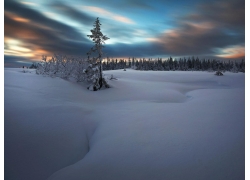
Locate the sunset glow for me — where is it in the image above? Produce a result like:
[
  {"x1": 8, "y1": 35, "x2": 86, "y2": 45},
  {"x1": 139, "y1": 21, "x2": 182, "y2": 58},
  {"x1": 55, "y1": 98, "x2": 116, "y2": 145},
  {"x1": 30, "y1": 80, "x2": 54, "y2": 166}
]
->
[{"x1": 215, "y1": 45, "x2": 245, "y2": 59}]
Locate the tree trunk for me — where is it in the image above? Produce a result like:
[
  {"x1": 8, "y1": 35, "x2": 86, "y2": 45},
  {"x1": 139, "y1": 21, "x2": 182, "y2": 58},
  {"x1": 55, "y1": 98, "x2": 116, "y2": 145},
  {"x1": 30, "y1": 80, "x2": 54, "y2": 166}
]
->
[
  {"x1": 99, "y1": 61, "x2": 103, "y2": 89},
  {"x1": 98, "y1": 52, "x2": 103, "y2": 89},
  {"x1": 97, "y1": 40, "x2": 104, "y2": 90}
]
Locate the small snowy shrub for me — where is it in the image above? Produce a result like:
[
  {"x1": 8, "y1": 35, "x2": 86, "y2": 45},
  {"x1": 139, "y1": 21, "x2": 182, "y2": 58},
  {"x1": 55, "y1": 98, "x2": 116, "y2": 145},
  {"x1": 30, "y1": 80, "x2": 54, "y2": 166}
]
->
[
  {"x1": 21, "y1": 66, "x2": 29, "y2": 73},
  {"x1": 215, "y1": 71, "x2": 223, "y2": 76},
  {"x1": 109, "y1": 74, "x2": 117, "y2": 80}
]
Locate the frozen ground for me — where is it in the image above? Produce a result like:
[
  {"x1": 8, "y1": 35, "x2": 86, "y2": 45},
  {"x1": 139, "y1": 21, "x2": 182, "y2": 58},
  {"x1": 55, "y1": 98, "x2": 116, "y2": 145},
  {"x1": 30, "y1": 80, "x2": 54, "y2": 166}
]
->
[{"x1": 4, "y1": 68, "x2": 244, "y2": 180}]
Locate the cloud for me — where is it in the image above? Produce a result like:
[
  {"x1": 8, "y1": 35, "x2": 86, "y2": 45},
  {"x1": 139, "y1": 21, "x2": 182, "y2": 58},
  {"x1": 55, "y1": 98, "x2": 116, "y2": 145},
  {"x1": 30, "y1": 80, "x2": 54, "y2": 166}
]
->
[
  {"x1": 20, "y1": 1, "x2": 37, "y2": 6},
  {"x1": 4, "y1": 0, "x2": 138, "y2": 62},
  {"x1": 83, "y1": 6, "x2": 135, "y2": 24},
  {"x1": 214, "y1": 45, "x2": 245, "y2": 59},
  {"x1": 4, "y1": 0, "x2": 245, "y2": 67},
  {"x1": 148, "y1": 22, "x2": 243, "y2": 55},
  {"x1": 203, "y1": 0, "x2": 244, "y2": 27},
  {"x1": 4, "y1": 0, "x2": 88, "y2": 41},
  {"x1": 80, "y1": 0, "x2": 154, "y2": 10},
  {"x1": 4, "y1": 0, "x2": 93, "y2": 62},
  {"x1": 50, "y1": 2, "x2": 94, "y2": 25},
  {"x1": 185, "y1": 0, "x2": 244, "y2": 33},
  {"x1": 145, "y1": 0, "x2": 244, "y2": 58},
  {"x1": 4, "y1": 0, "x2": 140, "y2": 65}
]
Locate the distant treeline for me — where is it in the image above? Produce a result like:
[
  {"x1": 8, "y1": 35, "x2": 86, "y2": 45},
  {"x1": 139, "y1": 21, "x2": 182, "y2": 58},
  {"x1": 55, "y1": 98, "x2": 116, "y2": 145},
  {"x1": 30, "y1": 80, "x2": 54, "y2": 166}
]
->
[
  {"x1": 102, "y1": 57, "x2": 245, "y2": 73},
  {"x1": 31, "y1": 56, "x2": 245, "y2": 73}
]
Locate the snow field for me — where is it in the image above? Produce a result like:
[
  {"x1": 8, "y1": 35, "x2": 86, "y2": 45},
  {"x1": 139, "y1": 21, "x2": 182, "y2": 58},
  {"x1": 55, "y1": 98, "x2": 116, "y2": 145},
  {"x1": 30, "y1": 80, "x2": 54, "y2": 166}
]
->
[{"x1": 5, "y1": 68, "x2": 244, "y2": 180}]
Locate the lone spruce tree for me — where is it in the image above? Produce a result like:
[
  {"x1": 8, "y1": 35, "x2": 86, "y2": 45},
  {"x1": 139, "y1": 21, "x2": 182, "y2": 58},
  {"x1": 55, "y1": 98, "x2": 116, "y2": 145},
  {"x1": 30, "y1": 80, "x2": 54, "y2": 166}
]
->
[{"x1": 87, "y1": 17, "x2": 110, "y2": 90}]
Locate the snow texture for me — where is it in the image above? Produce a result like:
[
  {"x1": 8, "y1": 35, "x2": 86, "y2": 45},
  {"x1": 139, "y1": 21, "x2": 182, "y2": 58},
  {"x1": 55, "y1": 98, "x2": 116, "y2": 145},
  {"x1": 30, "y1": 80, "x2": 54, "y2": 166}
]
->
[{"x1": 5, "y1": 68, "x2": 244, "y2": 180}]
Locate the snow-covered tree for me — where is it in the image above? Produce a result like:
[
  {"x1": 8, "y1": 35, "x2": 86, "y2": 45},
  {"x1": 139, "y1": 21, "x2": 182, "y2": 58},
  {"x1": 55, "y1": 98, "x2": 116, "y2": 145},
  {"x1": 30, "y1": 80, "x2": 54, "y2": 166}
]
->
[
  {"x1": 72, "y1": 57, "x2": 88, "y2": 82},
  {"x1": 29, "y1": 63, "x2": 38, "y2": 69},
  {"x1": 231, "y1": 61, "x2": 238, "y2": 73},
  {"x1": 36, "y1": 55, "x2": 51, "y2": 75},
  {"x1": 86, "y1": 17, "x2": 110, "y2": 91}
]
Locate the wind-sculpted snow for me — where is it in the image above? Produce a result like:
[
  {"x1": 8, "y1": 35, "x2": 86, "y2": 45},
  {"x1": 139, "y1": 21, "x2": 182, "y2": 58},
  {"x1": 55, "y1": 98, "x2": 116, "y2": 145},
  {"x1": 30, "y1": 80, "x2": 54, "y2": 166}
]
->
[{"x1": 4, "y1": 68, "x2": 244, "y2": 180}]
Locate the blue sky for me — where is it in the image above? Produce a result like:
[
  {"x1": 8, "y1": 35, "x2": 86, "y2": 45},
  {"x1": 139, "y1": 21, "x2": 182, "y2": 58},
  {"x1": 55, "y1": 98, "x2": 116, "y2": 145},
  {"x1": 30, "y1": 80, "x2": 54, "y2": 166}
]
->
[{"x1": 4, "y1": 0, "x2": 245, "y2": 67}]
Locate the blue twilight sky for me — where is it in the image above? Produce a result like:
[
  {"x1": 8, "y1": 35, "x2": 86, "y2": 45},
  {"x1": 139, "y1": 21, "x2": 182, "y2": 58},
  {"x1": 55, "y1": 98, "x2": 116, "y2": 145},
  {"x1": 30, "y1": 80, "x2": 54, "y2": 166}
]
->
[{"x1": 4, "y1": 0, "x2": 245, "y2": 67}]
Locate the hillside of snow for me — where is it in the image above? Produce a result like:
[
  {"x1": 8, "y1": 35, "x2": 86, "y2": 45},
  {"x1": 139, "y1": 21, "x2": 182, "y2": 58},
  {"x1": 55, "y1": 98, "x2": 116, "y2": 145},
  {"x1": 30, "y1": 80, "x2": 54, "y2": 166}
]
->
[{"x1": 5, "y1": 68, "x2": 244, "y2": 180}]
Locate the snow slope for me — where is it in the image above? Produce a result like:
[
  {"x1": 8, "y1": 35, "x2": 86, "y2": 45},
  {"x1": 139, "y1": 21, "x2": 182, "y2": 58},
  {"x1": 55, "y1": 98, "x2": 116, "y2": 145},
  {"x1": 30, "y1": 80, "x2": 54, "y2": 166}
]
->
[{"x1": 4, "y1": 68, "x2": 244, "y2": 180}]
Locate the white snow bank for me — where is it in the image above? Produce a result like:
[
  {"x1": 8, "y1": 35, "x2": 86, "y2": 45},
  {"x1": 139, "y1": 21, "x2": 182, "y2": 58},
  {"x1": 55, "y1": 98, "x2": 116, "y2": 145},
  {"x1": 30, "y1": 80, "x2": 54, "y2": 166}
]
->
[{"x1": 5, "y1": 68, "x2": 244, "y2": 180}]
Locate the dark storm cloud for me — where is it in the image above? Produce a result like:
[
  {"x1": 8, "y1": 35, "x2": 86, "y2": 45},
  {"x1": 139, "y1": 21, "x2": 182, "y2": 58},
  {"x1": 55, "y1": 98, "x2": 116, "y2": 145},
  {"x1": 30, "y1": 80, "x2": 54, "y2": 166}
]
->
[
  {"x1": 4, "y1": 14, "x2": 91, "y2": 55},
  {"x1": 4, "y1": 0, "x2": 96, "y2": 67},
  {"x1": 50, "y1": 1, "x2": 95, "y2": 25},
  {"x1": 184, "y1": 0, "x2": 245, "y2": 32},
  {"x1": 4, "y1": 0, "x2": 88, "y2": 41},
  {"x1": 153, "y1": 23, "x2": 244, "y2": 56},
  {"x1": 146, "y1": 0, "x2": 245, "y2": 57}
]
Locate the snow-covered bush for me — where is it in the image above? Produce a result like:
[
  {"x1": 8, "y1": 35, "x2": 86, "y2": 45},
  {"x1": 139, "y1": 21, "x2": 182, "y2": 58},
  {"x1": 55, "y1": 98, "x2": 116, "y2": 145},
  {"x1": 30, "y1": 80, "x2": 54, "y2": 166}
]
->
[
  {"x1": 72, "y1": 57, "x2": 87, "y2": 82},
  {"x1": 215, "y1": 71, "x2": 223, "y2": 76},
  {"x1": 36, "y1": 55, "x2": 50, "y2": 75},
  {"x1": 22, "y1": 66, "x2": 30, "y2": 73},
  {"x1": 109, "y1": 74, "x2": 117, "y2": 80},
  {"x1": 36, "y1": 53, "x2": 110, "y2": 91},
  {"x1": 36, "y1": 54, "x2": 87, "y2": 80}
]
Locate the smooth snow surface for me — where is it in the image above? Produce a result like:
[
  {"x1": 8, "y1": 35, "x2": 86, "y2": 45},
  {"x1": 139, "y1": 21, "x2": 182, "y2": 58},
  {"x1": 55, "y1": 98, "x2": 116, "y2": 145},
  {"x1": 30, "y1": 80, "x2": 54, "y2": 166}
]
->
[{"x1": 5, "y1": 68, "x2": 244, "y2": 180}]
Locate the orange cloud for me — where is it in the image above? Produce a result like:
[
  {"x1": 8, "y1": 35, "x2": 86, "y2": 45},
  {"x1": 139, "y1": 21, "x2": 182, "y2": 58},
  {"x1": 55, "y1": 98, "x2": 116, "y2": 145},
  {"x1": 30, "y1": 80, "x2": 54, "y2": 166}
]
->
[
  {"x1": 4, "y1": 37, "x2": 51, "y2": 61},
  {"x1": 5, "y1": 37, "x2": 38, "y2": 56},
  {"x1": 5, "y1": 38, "x2": 33, "y2": 57},
  {"x1": 147, "y1": 22, "x2": 215, "y2": 44},
  {"x1": 113, "y1": 16, "x2": 134, "y2": 24},
  {"x1": 5, "y1": 11, "x2": 30, "y2": 23},
  {"x1": 13, "y1": 17, "x2": 30, "y2": 23},
  {"x1": 5, "y1": 23, "x2": 40, "y2": 40},
  {"x1": 31, "y1": 48, "x2": 52, "y2": 60},
  {"x1": 215, "y1": 45, "x2": 245, "y2": 59},
  {"x1": 4, "y1": 14, "x2": 47, "y2": 41}
]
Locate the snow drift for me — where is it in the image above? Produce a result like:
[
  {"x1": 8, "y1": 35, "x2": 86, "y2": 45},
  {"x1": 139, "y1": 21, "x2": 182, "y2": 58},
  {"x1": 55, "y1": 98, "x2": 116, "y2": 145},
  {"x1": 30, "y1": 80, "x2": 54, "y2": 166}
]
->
[{"x1": 5, "y1": 68, "x2": 244, "y2": 180}]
